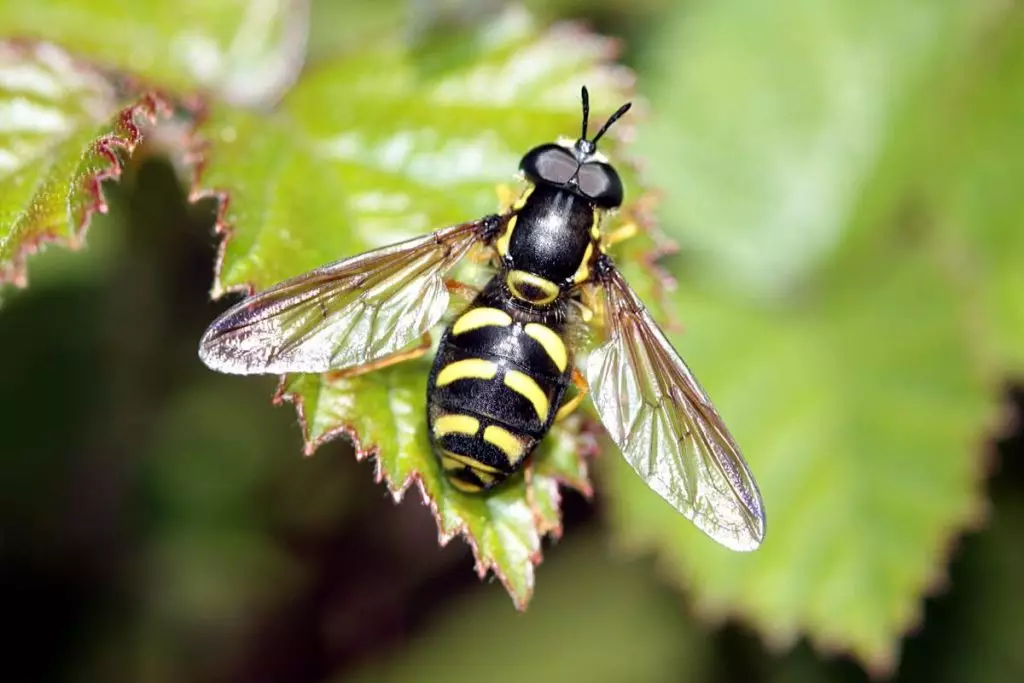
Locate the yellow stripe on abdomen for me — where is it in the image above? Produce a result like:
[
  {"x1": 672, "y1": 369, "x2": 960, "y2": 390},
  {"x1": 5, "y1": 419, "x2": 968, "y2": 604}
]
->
[
  {"x1": 483, "y1": 425, "x2": 526, "y2": 466},
  {"x1": 440, "y1": 449, "x2": 503, "y2": 475},
  {"x1": 503, "y1": 370, "x2": 549, "y2": 422},
  {"x1": 452, "y1": 307, "x2": 512, "y2": 335},
  {"x1": 435, "y1": 359, "x2": 497, "y2": 387},
  {"x1": 449, "y1": 478, "x2": 482, "y2": 493},
  {"x1": 433, "y1": 414, "x2": 480, "y2": 437},
  {"x1": 524, "y1": 323, "x2": 567, "y2": 372}
]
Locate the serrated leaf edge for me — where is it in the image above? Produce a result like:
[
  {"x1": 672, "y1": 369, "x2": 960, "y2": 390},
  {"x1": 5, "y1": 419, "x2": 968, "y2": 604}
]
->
[
  {"x1": 271, "y1": 374, "x2": 595, "y2": 609},
  {"x1": 0, "y1": 41, "x2": 176, "y2": 287}
]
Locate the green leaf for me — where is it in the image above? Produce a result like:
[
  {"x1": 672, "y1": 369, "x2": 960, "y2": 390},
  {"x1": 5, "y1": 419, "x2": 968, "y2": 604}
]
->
[
  {"x1": 635, "y1": 0, "x2": 980, "y2": 299},
  {"x1": 0, "y1": 41, "x2": 171, "y2": 290},
  {"x1": 927, "y1": 10, "x2": 1024, "y2": 375},
  {"x1": 603, "y1": 241, "x2": 995, "y2": 672},
  {"x1": 616, "y1": 0, "x2": 1022, "y2": 672},
  {"x1": 277, "y1": 364, "x2": 595, "y2": 605},
  {"x1": 197, "y1": 8, "x2": 646, "y2": 607},
  {"x1": 0, "y1": 0, "x2": 307, "y2": 105}
]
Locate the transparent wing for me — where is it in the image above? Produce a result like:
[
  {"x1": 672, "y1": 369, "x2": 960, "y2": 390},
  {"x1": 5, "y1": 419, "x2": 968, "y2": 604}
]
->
[
  {"x1": 586, "y1": 269, "x2": 766, "y2": 550},
  {"x1": 199, "y1": 218, "x2": 496, "y2": 375}
]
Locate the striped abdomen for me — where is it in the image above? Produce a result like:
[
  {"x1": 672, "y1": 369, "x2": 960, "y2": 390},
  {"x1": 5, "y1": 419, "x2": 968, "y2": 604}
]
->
[{"x1": 427, "y1": 289, "x2": 572, "y2": 492}]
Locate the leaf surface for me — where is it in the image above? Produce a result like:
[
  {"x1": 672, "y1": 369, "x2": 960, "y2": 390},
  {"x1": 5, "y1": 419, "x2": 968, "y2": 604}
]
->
[
  {"x1": 616, "y1": 0, "x2": 1022, "y2": 671},
  {"x1": 604, "y1": 244, "x2": 995, "y2": 672},
  {"x1": 0, "y1": 41, "x2": 170, "y2": 290},
  {"x1": 636, "y1": 0, "x2": 980, "y2": 299},
  {"x1": 0, "y1": 0, "x2": 307, "y2": 105}
]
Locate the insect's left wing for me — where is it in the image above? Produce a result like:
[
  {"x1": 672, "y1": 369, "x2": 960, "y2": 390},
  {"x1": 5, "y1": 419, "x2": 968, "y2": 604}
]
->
[
  {"x1": 586, "y1": 268, "x2": 766, "y2": 551},
  {"x1": 199, "y1": 217, "x2": 500, "y2": 375}
]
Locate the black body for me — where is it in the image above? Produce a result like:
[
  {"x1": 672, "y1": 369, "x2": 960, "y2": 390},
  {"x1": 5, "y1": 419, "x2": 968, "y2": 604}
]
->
[
  {"x1": 427, "y1": 88, "x2": 632, "y2": 492},
  {"x1": 503, "y1": 184, "x2": 595, "y2": 288},
  {"x1": 426, "y1": 279, "x2": 573, "y2": 491}
]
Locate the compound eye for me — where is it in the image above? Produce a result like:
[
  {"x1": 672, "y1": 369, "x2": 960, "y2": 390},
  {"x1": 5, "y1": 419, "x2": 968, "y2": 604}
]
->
[
  {"x1": 577, "y1": 162, "x2": 624, "y2": 208},
  {"x1": 520, "y1": 144, "x2": 579, "y2": 185}
]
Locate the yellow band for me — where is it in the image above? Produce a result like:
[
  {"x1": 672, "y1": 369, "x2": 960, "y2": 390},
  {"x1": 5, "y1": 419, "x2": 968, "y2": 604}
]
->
[
  {"x1": 436, "y1": 359, "x2": 498, "y2": 387},
  {"x1": 504, "y1": 370, "x2": 549, "y2": 422}
]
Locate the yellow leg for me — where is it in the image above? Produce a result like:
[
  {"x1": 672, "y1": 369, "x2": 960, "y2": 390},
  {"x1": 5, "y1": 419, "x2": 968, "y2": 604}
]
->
[
  {"x1": 327, "y1": 333, "x2": 432, "y2": 380},
  {"x1": 575, "y1": 284, "x2": 604, "y2": 330},
  {"x1": 601, "y1": 220, "x2": 639, "y2": 250},
  {"x1": 569, "y1": 298, "x2": 594, "y2": 323},
  {"x1": 556, "y1": 368, "x2": 589, "y2": 422}
]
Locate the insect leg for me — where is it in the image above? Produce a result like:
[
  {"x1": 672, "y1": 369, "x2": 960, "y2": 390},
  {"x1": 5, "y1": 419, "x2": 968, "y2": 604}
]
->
[
  {"x1": 445, "y1": 279, "x2": 481, "y2": 308},
  {"x1": 555, "y1": 367, "x2": 589, "y2": 422},
  {"x1": 574, "y1": 284, "x2": 604, "y2": 329},
  {"x1": 326, "y1": 333, "x2": 432, "y2": 380},
  {"x1": 601, "y1": 220, "x2": 639, "y2": 249}
]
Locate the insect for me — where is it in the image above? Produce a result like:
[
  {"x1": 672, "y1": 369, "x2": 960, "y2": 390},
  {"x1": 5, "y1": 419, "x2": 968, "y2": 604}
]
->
[{"x1": 198, "y1": 87, "x2": 766, "y2": 551}]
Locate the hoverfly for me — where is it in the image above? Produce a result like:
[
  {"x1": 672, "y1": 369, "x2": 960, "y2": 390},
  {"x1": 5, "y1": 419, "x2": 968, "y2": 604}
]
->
[{"x1": 199, "y1": 87, "x2": 766, "y2": 551}]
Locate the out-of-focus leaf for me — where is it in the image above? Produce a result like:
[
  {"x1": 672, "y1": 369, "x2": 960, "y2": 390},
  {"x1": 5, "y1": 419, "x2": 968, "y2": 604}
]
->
[
  {"x1": 604, "y1": 242, "x2": 994, "y2": 672},
  {"x1": 928, "y1": 9, "x2": 1024, "y2": 375},
  {"x1": 613, "y1": 0, "x2": 1023, "y2": 673},
  {"x1": 343, "y1": 534, "x2": 708, "y2": 683},
  {"x1": 139, "y1": 379, "x2": 308, "y2": 674},
  {"x1": 0, "y1": 0, "x2": 308, "y2": 105},
  {"x1": 0, "y1": 41, "x2": 171, "y2": 291},
  {"x1": 636, "y1": 0, "x2": 980, "y2": 298},
  {"x1": 197, "y1": 7, "x2": 650, "y2": 607}
]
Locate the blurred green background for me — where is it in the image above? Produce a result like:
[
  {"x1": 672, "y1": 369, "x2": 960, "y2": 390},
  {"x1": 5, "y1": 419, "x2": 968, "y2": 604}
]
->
[{"x1": 2, "y1": 1, "x2": 1023, "y2": 682}]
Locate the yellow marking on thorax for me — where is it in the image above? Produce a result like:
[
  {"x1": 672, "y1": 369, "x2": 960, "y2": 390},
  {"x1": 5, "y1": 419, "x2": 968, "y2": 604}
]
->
[
  {"x1": 513, "y1": 185, "x2": 535, "y2": 210},
  {"x1": 524, "y1": 323, "x2": 567, "y2": 372},
  {"x1": 505, "y1": 270, "x2": 559, "y2": 305},
  {"x1": 452, "y1": 307, "x2": 512, "y2": 335},
  {"x1": 495, "y1": 215, "x2": 516, "y2": 257},
  {"x1": 495, "y1": 185, "x2": 535, "y2": 258},
  {"x1": 483, "y1": 425, "x2": 526, "y2": 466},
  {"x1": 504, "y1": 370, "x2": 549, "y2": 421},
  {"x1": 435, "y1": 359, "x2": 498, "y2": 387},
  {"x1": 590, "y1": 207, "x2": 602, "y2": 240},
  {"x1": 570, "y1": 241, "x2": 595, "y2": 285},
  {"x1": 433, "y1": 414, "x2": 480, "y2": 437}
]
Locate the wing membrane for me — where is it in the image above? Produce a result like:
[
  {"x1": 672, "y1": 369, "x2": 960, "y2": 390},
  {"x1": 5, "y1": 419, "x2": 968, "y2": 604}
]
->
[
  {"x1": 199, "y1": 218, "x2": 493, "y2": 374},
  {"x1": 586, "y1": 270, "x2": 766, "y2": 550}
]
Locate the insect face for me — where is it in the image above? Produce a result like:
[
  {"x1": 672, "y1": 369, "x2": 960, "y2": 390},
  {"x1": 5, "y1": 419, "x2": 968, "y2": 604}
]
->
[
  {"x1": 519, "y1": 143, "x2": 624, "y2": 209},
  {"x1": 519, "y1": 87, "x2": 630, "y2": 209}
]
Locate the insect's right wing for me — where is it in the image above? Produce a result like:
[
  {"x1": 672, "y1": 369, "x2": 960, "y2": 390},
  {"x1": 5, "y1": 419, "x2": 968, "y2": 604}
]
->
[
  {"x1": 586, "y1": 267, "x2": 766, "y2": 551},
  {"x1": 199, "y1": 217, "x2": 502, "y2": 375}
]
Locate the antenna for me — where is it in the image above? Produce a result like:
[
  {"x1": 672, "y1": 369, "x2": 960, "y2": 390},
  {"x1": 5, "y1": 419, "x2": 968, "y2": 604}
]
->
[
  {"x1": 580, "y1": 85, "x2": 591, "y2": 140},
  {"x1": 591, "y1": 100, "x2": 632, "y2": 146}
]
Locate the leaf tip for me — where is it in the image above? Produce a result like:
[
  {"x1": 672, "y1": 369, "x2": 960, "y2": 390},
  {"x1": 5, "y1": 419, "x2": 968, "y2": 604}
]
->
[{"x1": 0, "y1": 41, "x2": 178, "y2": 289}]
